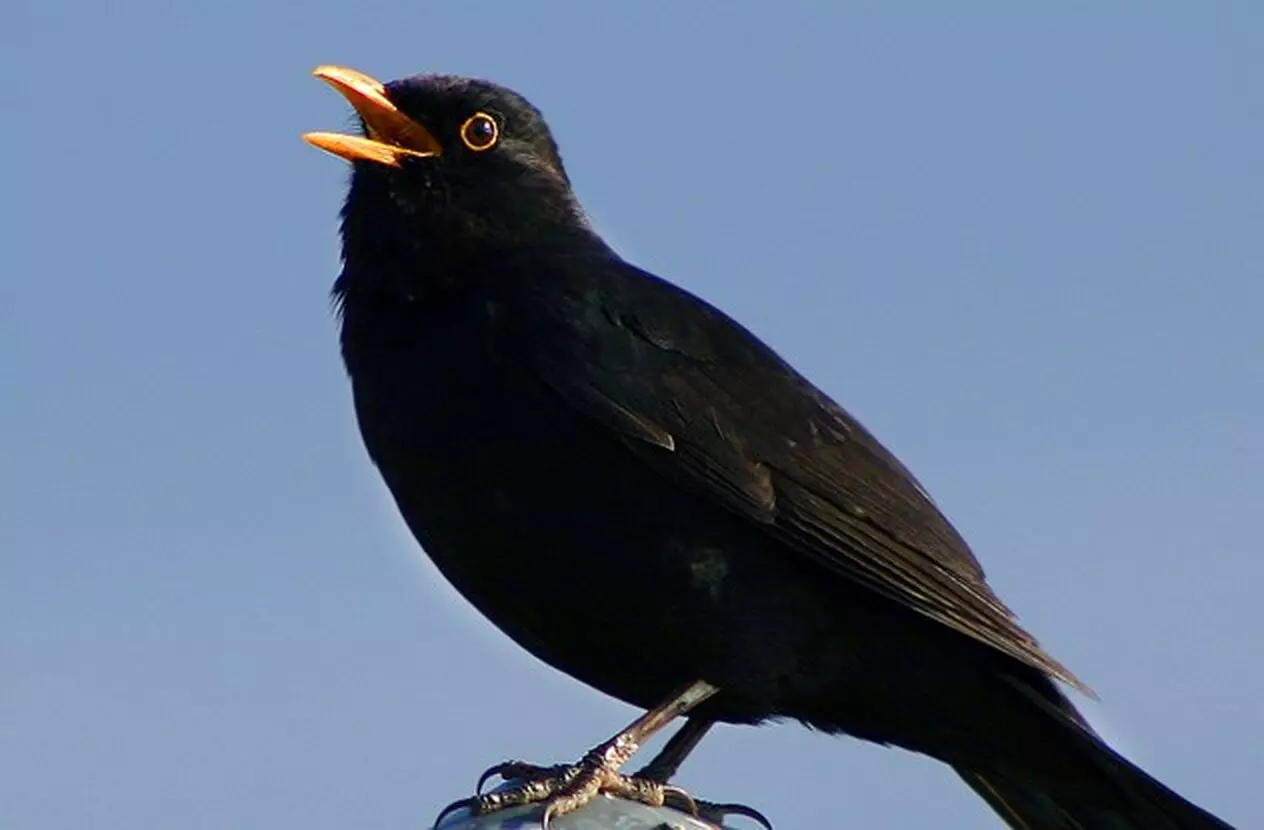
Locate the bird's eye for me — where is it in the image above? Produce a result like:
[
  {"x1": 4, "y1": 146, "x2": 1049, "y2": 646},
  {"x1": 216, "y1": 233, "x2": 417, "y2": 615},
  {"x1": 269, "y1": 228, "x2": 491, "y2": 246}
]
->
[{"x1": 459, "y1": 112, "x2": 499, "y2": 151}]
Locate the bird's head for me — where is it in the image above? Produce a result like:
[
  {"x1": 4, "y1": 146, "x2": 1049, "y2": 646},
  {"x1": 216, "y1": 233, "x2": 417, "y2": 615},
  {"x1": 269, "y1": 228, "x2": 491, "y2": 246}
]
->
[{"x1": 305, "y1": 66, "x2": 587, "y2": 260}]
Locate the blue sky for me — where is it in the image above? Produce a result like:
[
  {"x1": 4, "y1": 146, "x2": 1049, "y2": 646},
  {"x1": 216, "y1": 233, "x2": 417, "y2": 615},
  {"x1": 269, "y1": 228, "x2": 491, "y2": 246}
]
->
[{"x1": 4, "y1": 4, "x2": 1260, "y2": 828}]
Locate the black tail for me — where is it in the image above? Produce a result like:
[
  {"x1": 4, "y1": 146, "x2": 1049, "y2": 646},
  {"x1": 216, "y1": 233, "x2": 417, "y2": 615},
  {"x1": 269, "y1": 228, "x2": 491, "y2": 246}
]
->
[
  {"x1": 954, "y1": 678, "x2": 1234, "y2": 829},
  {"x1": 958, "y1": 766, "x2": 1231, "y2": 830}
]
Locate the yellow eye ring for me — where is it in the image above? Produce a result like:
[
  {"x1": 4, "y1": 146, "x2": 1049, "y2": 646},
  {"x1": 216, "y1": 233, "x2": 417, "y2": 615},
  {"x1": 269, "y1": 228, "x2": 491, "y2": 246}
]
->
[{"x1": 459, "y1": 112, "x2": 499, "y2": 151}]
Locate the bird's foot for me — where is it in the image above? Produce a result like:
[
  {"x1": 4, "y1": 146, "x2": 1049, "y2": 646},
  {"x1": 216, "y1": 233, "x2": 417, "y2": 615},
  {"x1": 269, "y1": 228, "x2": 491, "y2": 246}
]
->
[
  {"x1": 431, "y1": 683, "x2": 729, "y2": 828},
  {"x1": 431, "y1": 757, "x2": 771, "y2": 829},
  {"x1": 468, "y1": 735, "x2": 680, "y2": 827}
]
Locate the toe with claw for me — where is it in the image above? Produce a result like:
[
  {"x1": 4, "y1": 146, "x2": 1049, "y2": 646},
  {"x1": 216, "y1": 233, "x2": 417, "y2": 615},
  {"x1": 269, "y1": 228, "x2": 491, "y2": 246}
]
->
[{"x1": 693, "y1": 799, "x2": 774, "y2": 830}]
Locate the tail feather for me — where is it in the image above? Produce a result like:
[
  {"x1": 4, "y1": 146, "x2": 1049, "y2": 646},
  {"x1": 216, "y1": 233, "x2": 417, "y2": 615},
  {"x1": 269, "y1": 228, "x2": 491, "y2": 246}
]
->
[
  {"x1": 955, "y1": 676, "x2": 1234, "y2": 829},
  {"x1": 959, "y1": 769, "x2": 1081, "y2": 829},
  {"x1": 956, "y1": 765, "x2": 1233, "y2": 830}
]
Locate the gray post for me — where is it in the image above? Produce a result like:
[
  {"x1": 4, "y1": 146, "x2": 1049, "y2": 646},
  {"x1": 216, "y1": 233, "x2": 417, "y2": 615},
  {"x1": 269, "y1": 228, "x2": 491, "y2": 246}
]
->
[{"x1": 436, "y1": 796, "x2": 739, "y2": 830}]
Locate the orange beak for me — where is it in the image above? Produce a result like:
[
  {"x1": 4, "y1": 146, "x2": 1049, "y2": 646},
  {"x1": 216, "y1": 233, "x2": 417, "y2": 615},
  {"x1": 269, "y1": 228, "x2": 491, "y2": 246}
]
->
[{"x1": 303, "y1": 65, "x2": 442, "y2": 167}]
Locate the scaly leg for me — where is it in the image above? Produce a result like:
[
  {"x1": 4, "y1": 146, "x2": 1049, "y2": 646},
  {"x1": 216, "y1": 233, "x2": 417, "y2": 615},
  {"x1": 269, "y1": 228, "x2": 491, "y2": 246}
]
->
[{"x1": 633, "y1": 716, "x2": 714, "y2": 782}]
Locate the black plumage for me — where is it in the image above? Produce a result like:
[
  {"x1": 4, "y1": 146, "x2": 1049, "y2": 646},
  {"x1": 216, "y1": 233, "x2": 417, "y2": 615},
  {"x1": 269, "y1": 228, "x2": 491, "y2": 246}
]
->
[{"x1": 305, "y1": 66, "x2": 1234, "y2": 829}]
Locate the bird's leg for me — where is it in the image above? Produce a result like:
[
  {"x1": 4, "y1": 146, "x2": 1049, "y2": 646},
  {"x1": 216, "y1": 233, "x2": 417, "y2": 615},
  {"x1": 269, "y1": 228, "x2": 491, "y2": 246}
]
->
[
  {"x1": 633, "y1": 716, "x2": 714, "y2": 783},
  {"x1": 462, "y1": 680, "x2": 719, "y2": 827},
  {"x1": 636, "y1": 718, "x2": 774, "y2": 830}
]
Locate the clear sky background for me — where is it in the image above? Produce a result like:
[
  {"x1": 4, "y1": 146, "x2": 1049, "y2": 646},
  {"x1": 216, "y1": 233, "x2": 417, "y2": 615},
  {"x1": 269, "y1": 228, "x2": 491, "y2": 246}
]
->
[{"x1": 4, "y1": 4, "x2": 1261, "y2": 829}]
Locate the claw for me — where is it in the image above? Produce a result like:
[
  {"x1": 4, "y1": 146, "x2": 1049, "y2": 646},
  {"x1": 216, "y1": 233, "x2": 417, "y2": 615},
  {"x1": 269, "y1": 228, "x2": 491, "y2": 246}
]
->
[
  {"x1": 430, "y1": 796, "x2": 474, "y2": 829},
  {"x1": 696, "y1": 800, "x2": 774, "y2": 830},
  {"x1": 661, "y1": 785, "x2": 699, "y2": 816},
  {"x1": 475, "y1": 762, "x2": 506, "y2": 795}
]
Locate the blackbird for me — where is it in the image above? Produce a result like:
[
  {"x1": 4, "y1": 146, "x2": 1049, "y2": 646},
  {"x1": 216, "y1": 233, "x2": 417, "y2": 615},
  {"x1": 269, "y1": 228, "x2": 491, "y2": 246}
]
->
[{"x1": 304, "y1": 65, "x2": 1234, "y2": 829}]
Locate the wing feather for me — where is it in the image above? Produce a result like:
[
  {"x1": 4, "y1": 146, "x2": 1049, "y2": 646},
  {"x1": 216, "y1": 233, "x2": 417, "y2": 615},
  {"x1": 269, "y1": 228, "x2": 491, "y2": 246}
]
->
[{"x1": 520, "y1": 262, "x2": 1089, "y2": 693}]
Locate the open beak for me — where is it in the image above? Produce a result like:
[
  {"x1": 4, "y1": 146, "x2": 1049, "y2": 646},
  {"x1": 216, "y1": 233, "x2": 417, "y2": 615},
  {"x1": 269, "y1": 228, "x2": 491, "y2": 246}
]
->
[{"x1": 303, "y1": 65, "x2": 442, "y2": 167}]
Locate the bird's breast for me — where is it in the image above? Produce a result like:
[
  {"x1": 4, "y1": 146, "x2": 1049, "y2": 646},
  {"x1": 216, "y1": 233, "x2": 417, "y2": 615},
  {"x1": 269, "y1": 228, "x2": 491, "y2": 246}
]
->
[{"x1": 337, "y1": 291, "x2": 837, "y2": 716}]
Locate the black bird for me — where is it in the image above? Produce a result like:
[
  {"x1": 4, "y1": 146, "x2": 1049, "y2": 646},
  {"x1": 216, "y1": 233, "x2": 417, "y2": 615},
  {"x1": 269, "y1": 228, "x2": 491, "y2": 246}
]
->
[{"x1": 304, "y1": 65, "x2": 1234, "y2": 829}]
